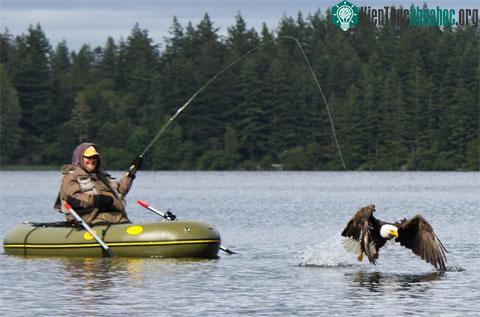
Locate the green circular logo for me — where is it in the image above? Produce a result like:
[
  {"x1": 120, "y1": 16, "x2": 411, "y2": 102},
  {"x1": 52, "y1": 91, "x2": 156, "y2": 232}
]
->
[{"x1": 332, "y1": 1, "x2": 359, "y2": 31}]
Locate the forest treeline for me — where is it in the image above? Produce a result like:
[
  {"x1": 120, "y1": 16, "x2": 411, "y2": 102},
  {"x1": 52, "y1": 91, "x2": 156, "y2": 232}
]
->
[{"x1": 0, "y1": 11, "x2": 478, "y2": 170}]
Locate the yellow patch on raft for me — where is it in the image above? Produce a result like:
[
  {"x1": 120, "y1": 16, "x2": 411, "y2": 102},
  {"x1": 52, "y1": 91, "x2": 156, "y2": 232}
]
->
[
  {"x1": 126, "y1": 225, "x2": 144, "y2": 235},
  {"x1": 83, "y1": 231, "x2": 97, "y2": 240}
]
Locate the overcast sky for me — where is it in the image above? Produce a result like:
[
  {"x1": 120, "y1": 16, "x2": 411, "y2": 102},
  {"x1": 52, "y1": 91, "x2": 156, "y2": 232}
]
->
[{"x1": 1, "y1": 0, "x2": 478, "y2": 51}]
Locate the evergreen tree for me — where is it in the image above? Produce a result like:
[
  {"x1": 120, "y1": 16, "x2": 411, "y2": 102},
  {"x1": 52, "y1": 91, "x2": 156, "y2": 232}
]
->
[
  {"x1": 10, "y1": 24, "x2": 52, "y2": 163},
  {"x1": 99, "y1": 37, "x2": 118, "y2": 82},
  {"x1": 123, "y1": 23, "x2": 159, "y2": 113},
  {"x1": 70, "y1": 91, "x2": 90, "y2": 143},
  {"x1": 177, "y1": 14, "x2": 226, "y2": 157},
  {"x1": 70, "y1": 44, "x2": 94, "y2": 92},
  {"x1": 164, "y1": 16, "x2": 184, "y2": 58},
  {"x1": 227, "y1": 14, "x2": 260, "y2": 56},
  {"x1": 0, "y1": 29, "x2": 14, "y2": 72},
  {"x1": 224, "y1": 13, "x2": 261, "y2": 153},
  {"x1": 336, "y1": 84, "x2": 366, "y2": 168},
  {"x1": 379, "y1": 71, "x2": 409, "y2": 169},
  {"x1": 237, "y1": 56, "x2": 273, "y2": 161},
  {"x1": 50, "y1": 40, "x2": 73, "y2": 127},
  {"x1": 0, "y1": 65, "x2": 22, "y2": 164},
  {"x1": 224, "y1": 124, "x2": 239, "y2": 154},
  {"x1": 151, "y1": 125, "x2": 184, "y2": 170},
  {"x1": 1, "y1": 18, "x2": 478, "y2": 170}
]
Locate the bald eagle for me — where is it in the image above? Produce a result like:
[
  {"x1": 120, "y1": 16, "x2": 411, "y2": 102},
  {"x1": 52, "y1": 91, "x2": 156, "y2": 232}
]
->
[{"x1": 341, "y1": 204, "x2": 448, "y2": 271}]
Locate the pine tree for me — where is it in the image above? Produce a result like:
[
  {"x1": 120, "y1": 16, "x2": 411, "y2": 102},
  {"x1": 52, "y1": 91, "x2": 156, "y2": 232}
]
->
[
  {"x1": 0, "y1": 29, "x2": 14, "y2": 72},
  {"x1": 50, "y1": 40, "x2": 73, "y2": 126},
  {"x1": 238, "y1": 56, "x2": 273, "y2": 161},
  {"x1": 379, "y1": 71, "x2": 409, "y2": 169},
  {"x1": 177, "y1": 14, "x2": 226, "y2": 158},
  {"x1": 0, "y1": 65, "x2": 23, "y2": 164},
  {"x1": 70, "y1": 91, "x2": 90, "y2": 143},
  {"x1": 124, "y1": 23, "x2": 159, "y2": 110},
  {"x1": 99, "y1": 37, "x2": 118, "y2": 82},
  {"x1": 151, "y1": 125, "x2": 184, "y2": 170},
  {"x1": 224, "y1": 124, "x2": 238, "y2": 154},
  {"x1": 70, "y1": 44, "x2": 94, "y2": 92},
  {"x1": 164, "y1": 16, "x2": 184, "y2": 58},
  {"x1": 10, "y1": 24, "x2": 52, "y2": 163},
  {"x1": 226, "y1": 14, "x2": 260, "y2": 56},
  {"x1": 336, "y1": 84, "x2": 366, "y2": 168},
  {"x1": 223, "y1": 13, "x2": 261, "y2": 150},
  {"x1": 1, "y1": 16, "x2": 478, "y2": 170},
  {"x1": 264, "y1": 57, "x2": 297, "y2": 156}
]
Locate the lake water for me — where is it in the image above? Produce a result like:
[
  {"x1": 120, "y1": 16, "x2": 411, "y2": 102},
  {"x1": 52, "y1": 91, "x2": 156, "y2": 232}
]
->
[{"x1": 1, "y1": 171, "x2": 479, "y2": 316}]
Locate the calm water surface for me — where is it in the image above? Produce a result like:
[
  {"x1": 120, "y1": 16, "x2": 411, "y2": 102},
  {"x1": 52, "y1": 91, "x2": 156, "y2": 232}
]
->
[{"x1": 1, "y1": 171, "x2": 479, "y2": 316}]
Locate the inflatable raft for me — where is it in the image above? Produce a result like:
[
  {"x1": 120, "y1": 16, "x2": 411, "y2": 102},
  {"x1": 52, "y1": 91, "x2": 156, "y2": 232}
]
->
[{"x1": 3, "y1": 221, "x2": 221, "y2": 258}]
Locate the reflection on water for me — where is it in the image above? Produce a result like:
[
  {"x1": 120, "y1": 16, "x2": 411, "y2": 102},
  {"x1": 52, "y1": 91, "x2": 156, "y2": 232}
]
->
[
  {"x1": 59, "y1": 256, "x2": 216, "y2": 284},
  {"x1": 62, "y1": 257, "x2": 146, "y2": 287},
  {"x1": 0, "y1": 255, "x2": 222, "y2": 315},
  {"x1": 345, "y1": 271, "x2": 444, "y2": 288},
  {"x1": 347, "y1": 270, "x2": 444, "y2": 292}
]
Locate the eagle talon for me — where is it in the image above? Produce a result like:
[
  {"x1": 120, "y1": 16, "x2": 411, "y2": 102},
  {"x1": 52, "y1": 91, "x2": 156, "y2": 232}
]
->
[{"x1": 357, "y1": 254, "x2": 363, "y2": 262}]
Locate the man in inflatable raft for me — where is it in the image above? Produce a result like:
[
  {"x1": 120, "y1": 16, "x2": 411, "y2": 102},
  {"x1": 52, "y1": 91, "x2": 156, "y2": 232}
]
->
[{"x1": 54, "y1": 143, "x2": 142, "y2": 224}]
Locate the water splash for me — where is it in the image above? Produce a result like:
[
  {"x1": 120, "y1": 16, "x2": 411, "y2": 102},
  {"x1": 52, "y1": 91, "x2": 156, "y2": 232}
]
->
[
  {"x1": 445, "y1": 264, "x2": 466, "y2": 272},
  {"x1": 298, "y1": 240, "x2": 466, "y2": 272},
  {"x1": 298, "y1": 239, "x2": 357, "y2": 268}
]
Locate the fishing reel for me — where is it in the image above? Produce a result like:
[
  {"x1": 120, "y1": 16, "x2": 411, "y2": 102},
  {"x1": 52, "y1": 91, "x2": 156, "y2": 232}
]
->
[{"x1": 164, "y1": 210, "x2": 176, "y2": 221}]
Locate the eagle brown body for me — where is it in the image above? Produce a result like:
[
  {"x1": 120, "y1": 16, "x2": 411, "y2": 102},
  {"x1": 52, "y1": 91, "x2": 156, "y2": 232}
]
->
[{"x1": 341, "y1": 204, "x2": 448, "y2": 271}]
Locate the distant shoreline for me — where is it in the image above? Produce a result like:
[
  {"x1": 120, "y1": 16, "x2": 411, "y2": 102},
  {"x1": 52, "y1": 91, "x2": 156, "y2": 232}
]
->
[{"x1": 0, "y1": 165, "x2": 59, "y2": 171}]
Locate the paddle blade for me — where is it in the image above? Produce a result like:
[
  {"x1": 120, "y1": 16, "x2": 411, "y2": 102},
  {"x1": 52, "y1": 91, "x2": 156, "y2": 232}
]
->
[
  {"x1": 137, "y1": 200, "x2": 149, "y2": 208},
  {"x1": 220, "y1": 246, "x2": 236, "y2": 255}
]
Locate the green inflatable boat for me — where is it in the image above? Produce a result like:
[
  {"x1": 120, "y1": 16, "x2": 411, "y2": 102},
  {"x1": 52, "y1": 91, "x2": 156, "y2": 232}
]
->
[{"x1": 3, "y1": 221, "x2": 221, "y2": 258}]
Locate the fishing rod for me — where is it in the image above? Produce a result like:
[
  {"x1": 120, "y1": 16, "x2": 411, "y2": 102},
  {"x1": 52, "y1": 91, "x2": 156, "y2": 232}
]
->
[
  {"x1": 137, "y1": 36, "x2": 346, "y2": 169},
  {"x1": 138, "y1": 39, "x2": 277, "y2": 159}
]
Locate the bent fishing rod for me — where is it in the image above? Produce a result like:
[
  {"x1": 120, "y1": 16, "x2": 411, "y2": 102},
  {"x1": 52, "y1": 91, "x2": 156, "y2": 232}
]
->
[{"x1": 135, "y1": 36, "x2": 346, "y2": 169}]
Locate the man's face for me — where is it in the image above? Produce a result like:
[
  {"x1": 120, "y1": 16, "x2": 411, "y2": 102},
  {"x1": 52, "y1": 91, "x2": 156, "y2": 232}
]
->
[{"x1": 83, "y1": 156, "x2": 98, "y2": 172}]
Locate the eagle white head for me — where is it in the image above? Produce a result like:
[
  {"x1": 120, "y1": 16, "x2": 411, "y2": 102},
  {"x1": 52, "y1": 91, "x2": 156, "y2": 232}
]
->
[{"x1": 380, "y1": 224, "x2": 399, "y2": 239}]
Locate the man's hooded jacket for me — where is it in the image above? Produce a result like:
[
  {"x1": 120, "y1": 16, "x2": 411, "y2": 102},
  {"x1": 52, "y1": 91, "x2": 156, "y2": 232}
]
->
[{"x1": 54, "y1": 142, "x2": 134, "y2": 224}]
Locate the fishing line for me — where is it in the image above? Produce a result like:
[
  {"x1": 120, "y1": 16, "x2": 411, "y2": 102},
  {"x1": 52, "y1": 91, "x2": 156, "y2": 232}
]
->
[
  {"x1": 140, "y1": 39, "x2": 274, "y2": 157},
  {"x1": 140, "y1": 36, "x2": 346, "y2": 169},
  {"x1": 283, "y1": 36, "x2": 346, "y2": 169}
]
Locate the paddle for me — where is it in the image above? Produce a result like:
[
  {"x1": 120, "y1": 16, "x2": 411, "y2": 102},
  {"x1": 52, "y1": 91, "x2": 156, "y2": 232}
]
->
[
  {"x1": 136, "y1": 200, "x2": 236, "y2": 255},
  {"x1": 64, "y1": 202, "x2": 113, "y2": 257}
]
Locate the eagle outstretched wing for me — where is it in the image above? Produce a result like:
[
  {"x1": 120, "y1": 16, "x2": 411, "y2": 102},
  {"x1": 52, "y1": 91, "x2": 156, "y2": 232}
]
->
[
  {"x1": 341, "y1": 204, "x2": 378, "y2": 264},
  {"x1": 341, "y1": 204, "x2": 375, "y2": 240},
  {"x1": 395, "y1": 215, "x2": 448, "y2": 271}
]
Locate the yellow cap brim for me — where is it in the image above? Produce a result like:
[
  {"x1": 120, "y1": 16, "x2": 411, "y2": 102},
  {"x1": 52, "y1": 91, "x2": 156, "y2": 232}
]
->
[{"x1": 83, "y1": 146, "x2": 100, "y2": 157}]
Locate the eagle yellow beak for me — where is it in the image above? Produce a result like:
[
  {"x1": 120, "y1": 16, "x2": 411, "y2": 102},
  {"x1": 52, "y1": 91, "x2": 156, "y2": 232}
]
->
[{"x1": 390, "y1": 229, "x2": 399, "y2": 238}]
